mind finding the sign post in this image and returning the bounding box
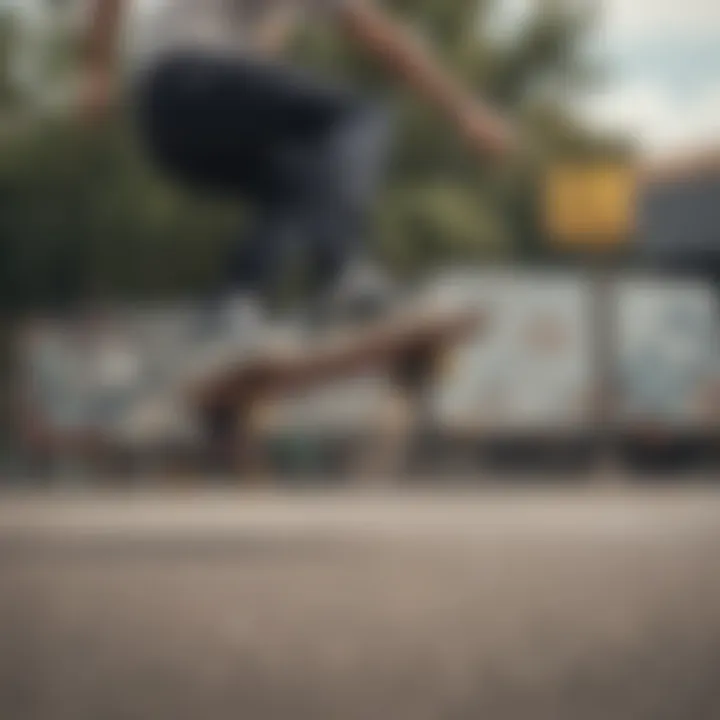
[544,161,638,478]
[544,162,637,249]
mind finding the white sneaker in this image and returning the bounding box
[218,293,265,345]
[180,294,267,386]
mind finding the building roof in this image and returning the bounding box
[640,147,720,186]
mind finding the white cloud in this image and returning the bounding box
[485,0,534,42]
[578,80,720,158]
[488,0,720,43]
[595,0,720,43]
[574,0,720,156]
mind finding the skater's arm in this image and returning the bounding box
[337,1,513,159]
[79,0,126,122]
[85,0,124,75]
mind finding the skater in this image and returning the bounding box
[80,0,512,329]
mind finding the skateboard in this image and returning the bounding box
[189,304,484,474]
[190,305,483,413]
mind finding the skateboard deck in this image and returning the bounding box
[190,306,483,412]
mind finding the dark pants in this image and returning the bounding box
[134,51,391,298]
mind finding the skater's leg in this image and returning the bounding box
[225,201,299,299]
[134,51,364,197]
[135,51,388,307]
[302,104,393,295]
[198,58,389,300]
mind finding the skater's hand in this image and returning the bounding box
[457,104,516,162]
[77,67,116,125]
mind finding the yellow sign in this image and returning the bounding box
[544,163,638,248]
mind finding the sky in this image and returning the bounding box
[585,0,720,158]
[492,0,720,159]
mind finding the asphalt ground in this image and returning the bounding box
[1,486,719,720]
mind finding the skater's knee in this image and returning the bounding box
[318,103,393,203]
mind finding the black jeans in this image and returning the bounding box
[134,51,392,298]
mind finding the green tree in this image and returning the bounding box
[0,10,22,113]
[0,116,238,312]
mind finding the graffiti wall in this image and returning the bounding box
[432,270,596,435]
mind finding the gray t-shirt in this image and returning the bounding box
[127,0,347,70]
